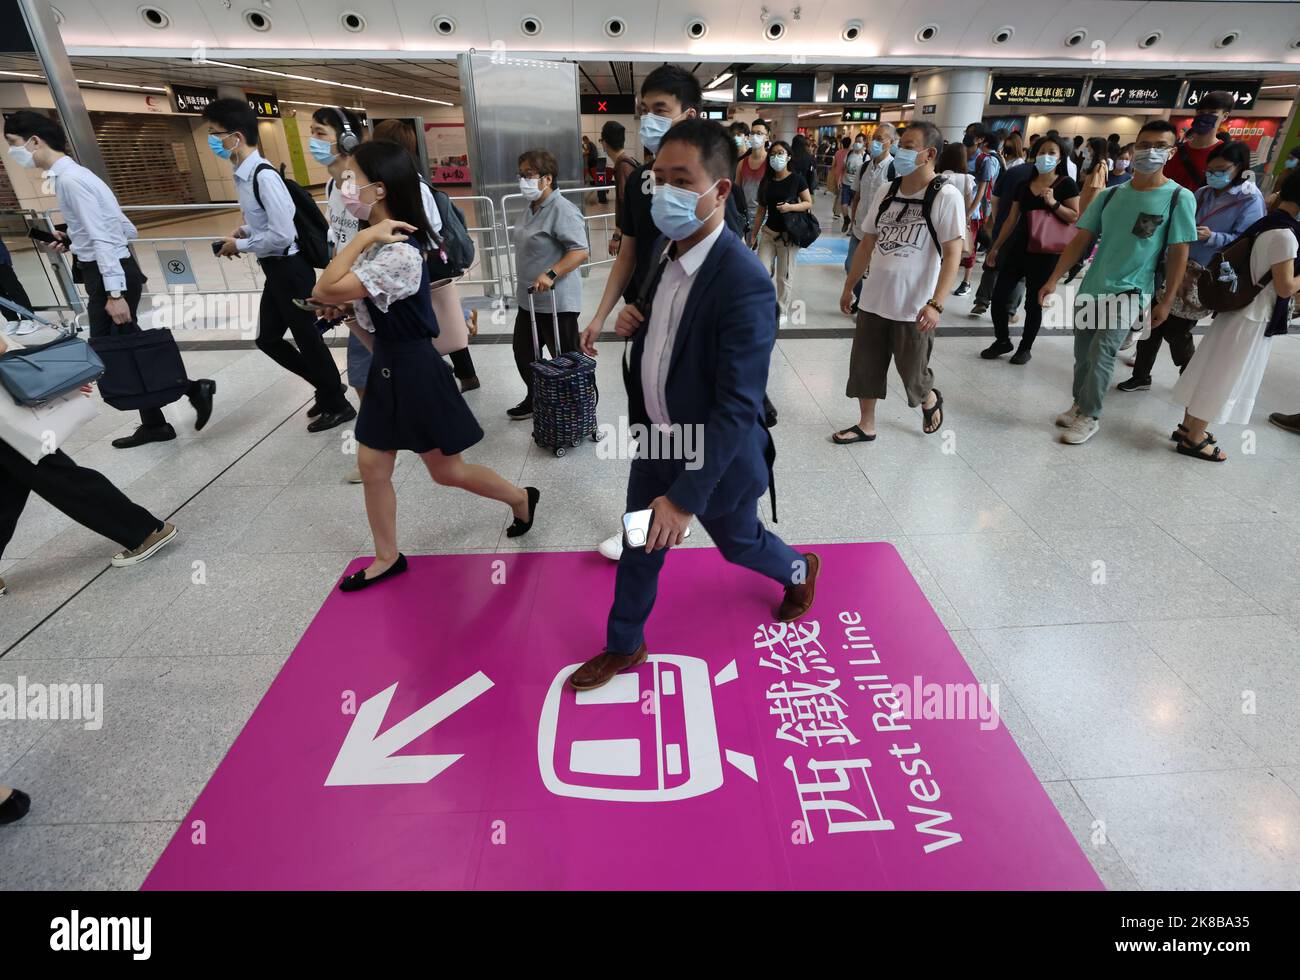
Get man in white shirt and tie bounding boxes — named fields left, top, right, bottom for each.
left=3, top=111, right=215, bottom=449
left=569, top=119, right=820, bottom=693
left=201, top=99, right=353, bottom=432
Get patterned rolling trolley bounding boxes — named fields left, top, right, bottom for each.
left=526, top=287, right=599, bottom=458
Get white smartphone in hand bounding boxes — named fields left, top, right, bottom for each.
left=622, top=508, right=691, bottom=549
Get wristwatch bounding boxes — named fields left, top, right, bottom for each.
left=545, top=268, right=558, bottom=282
left=108, top=291, right=123, bottom=300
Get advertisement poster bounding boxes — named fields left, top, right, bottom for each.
left=1172, top=115, right=1283, bottom=166
left=425, top=122, right=471, bottom=184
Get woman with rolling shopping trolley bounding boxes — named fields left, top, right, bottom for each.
left=508, top=148, right=591, bottom=421
left=309, top=141, right=539, bottom=593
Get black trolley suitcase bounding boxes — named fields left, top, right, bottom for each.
left=526, top=287, right=599, bottom=458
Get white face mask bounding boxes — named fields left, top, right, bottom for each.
left=751, top=134, right=767, bottom=150
left=7, top=140, right=36, bottom=169
left=519, top=176, right=543, bottom=201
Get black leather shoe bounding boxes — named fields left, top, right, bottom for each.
left=0, top=788, right=31, bottom=824
left=460, top=375, right=481, bottom=393
left=1009, top=349, right=1032, bottom=365
left=339, top=554, right=408, bottom=592
left=112, top=424, right=177, bottom=449
left=307, top=403, right=357, bottom=433
left=980, top=341, right=1013, bottom=360
left=506, top=487, right=540, bottom=538
left=188, top=379, right=217, bottom=431
left=307, top=386, right=348, bottom=418
left=506, top=400, right=533, bottom=421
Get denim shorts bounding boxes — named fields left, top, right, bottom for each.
left=346, top=331, right=373, bottom=390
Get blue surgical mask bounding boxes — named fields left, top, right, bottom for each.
left=309, top=138, right=337, bottom=165
left=769, top=154, right=788, bottom=171
left=1206, top=169, right=1233, bottom=189
left=1133, top=147, right=1169, bottom=174
left=640, top=113, right=673, bottom=154
left=870, top=140, right=884, bottom=158
left=1035, top=154, right=1059, bottom=174
left=208, top=133, right=235, bottom=160
left=650, top=180, right=719, bottom=240
left=892, top=147, right=920, bottom=176
left=1287, top=158, right=1298, bottom=170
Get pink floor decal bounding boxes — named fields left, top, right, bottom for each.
left=144, top=542, right=1102, bottom=890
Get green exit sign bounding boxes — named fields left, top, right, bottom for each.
left=756, top=79, right=777, bottom=102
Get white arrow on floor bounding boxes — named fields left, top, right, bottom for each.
left=325, top=672, right=494, bottom=786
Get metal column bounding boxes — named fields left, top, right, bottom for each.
left=16, top=0, right=111, bottom=183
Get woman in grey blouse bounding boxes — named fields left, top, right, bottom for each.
left=508, top=148, right=590, bottom=420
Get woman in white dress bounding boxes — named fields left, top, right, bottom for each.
left=1170, top=173, right=1300, bottom=461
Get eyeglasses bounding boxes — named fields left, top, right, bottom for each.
left=1133, top=141, right=1174, bottom=151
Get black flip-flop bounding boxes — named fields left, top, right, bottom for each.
left=831, top=425, right=876, bottom=445
left=1175, top=436, right=1227, bottom=462
left=923, top=389, right=944, bottom=435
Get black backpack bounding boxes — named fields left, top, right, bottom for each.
left=426, top=182, right=476, bottom=274
left=252, top=163, right=330, bottom=268
left=875, top=175, right=950, bottom=254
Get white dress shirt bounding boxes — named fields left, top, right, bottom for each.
left=640, top=220, right=725, bottom=428
left=46, top=155, right=136, bottom=293
left=233, top=150, right=298, bottom=258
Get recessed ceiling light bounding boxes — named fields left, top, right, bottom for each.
left=1065, top=29, right=1088, bottom=48
left=842, top=20, right=862, bottom=42
left=686, top=19, right=708, bottom=41
left=340, top=11, right=365, bottom=33
left=244, top=9, right=272, bottom=32
left=1139, top=31, right=1162, bottom=49
left=138, top=5, right=169, bottom=29
left=519, top=16, right=542, bottom=37
left=432, top=16, right=456, bottom=36
left=916, top=24, right=939, bottom=43
left=992, top=26, right=1014, bottom=45
left=1216, top=32, right=1240, bottom=49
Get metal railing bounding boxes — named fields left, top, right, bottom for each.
left=497, top=184, right=618, bottom=300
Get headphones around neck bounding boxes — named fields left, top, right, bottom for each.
left=331, top=107, right=359, bottom=154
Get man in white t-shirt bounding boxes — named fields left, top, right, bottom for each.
left=832, top=122, right=965, bottom=444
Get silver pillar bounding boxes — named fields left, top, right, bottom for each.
left=16, top=0, right=111, bottom=183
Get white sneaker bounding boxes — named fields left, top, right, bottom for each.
left=597, top=532, right=624, bottom=561
left=1054, top=404, right=1081, bottom=428
left=0, top=576, right=7, bottom=597
left=1118, top=327, right=1142, bottom=352
left=778, top=313, right=789, bottom=326
left=346, top=466, right=363, bottom=484
left=1061, top=415, right=1099, bottom=445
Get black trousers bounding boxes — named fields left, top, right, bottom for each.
left=257, top=254, right=347, bottom=411
left=1131, top=312, right=1197, bottom=383
left=0, top=262, right=34, bottom=320
left=0, top=439, right=161, bottom=562
left=990, top=251, right=1059, bottom=352
left=512, top=308, right=579, bottom=399
left=81, top=255, right=175, bottom=429
left=448, top=346, right=477, bottom=380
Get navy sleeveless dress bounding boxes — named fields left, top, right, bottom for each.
left=353, top=240, right=483, bottom=455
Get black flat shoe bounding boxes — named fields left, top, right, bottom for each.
left=0, top=788, right=31, bottom=824
left=188, top=379, right=217, bottom=431
left=112, top=423, right=177, bottom=449
left=1009, top=349, right=1032, bottom=365
left=308, top=403, right=357, bottom=433
left=507, top=400, right=533, bottom=421
left=980, top=341, right=1013, bottom=360
left=460, top=376, right=481, bottom=393
left=307, top=386, right=348, bottom=419
left=506, top=486, right=540, bottom=538
left=339, top=554, right=408, bottom=592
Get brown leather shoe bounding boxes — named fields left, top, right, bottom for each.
left=777, top=552, right=821, bottom=622
left=568, top=643, right=648, bottom=691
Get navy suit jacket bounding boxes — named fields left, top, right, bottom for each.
left=624, top=225, right=777, bottom=520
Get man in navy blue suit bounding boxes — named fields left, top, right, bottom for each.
left=570, top=119, right=820, bottom=692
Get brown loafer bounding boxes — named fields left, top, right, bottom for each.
left=777, top=552, right=821, bottom=622
left=568, top=643, right=648, bottom=691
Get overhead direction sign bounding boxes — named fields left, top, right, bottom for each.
left=830, top=73, right=912, bottom=104
left=989, top=76, right=1084, bottom=107
left=1181, top=80, right=1261, bottom=110
left=734, top=73, right=816, bottom=104
left=1087, top=78, right=1182, bottom=110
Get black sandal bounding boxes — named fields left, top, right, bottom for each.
left=339, top=554, right=409, bottom=592
left=506, top=486, right=540, bottom=538
left=1176, top=436, right=1227, bottom=462
left=1171, top=424, right=1215, bottom=444
left=0, top=788, right=30, bottom=824
left=922, top=389, right=944, bottom=435
left=831, top=425, right=876, bottom=445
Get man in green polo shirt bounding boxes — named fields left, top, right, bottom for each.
left=1040, top=119, right=1197, bottom=445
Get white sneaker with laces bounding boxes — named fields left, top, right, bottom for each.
left=1061, top=415, right=1100, bottom=445
left=1119, top=327, right=1142, bottom=352
left=598, top=532, right=624, bottom=561
left=1055, top=404, right=1080, bottom=428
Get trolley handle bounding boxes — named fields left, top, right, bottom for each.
left=525, top=285, right=563, bottom=362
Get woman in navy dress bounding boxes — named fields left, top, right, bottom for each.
left=313, top=140, right=539, bottom=591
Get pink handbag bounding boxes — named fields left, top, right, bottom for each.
left=1026, top=180, right=1075, bottom=254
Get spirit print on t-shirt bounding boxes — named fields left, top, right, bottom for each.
left=875, top=200, right=932, bottom=255
left=1131, top=212, right=1165, bottom=239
